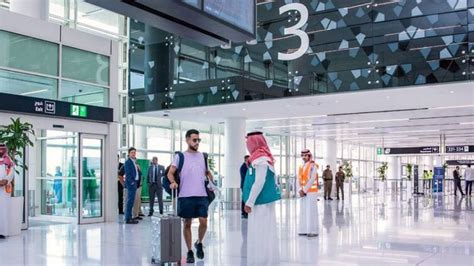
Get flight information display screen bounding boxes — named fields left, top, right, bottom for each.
left=203, top=0, right=255, bottom=34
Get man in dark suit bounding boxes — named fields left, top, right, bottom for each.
left=240, top=155, right=250, bottom=219
left=124, top=147, right=139, bottom=224
left=148, top=156, right=165, bottom=216
left=117, top=155, right=124, bottom=215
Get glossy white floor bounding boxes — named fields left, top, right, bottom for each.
left=1, top=191, right=474, bottom=266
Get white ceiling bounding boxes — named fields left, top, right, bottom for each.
left=139, top=81, right=474, bottom=147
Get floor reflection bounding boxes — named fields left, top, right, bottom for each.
left=0, top=193, right=473, bottom=265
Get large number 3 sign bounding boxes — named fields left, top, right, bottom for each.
left=277, top=3, right=309, bottom=61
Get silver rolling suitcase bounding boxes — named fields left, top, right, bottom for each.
left=151, top=190, right=181, bottom=265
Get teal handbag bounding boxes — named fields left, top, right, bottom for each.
left=242, top=165, right=281, bottom=205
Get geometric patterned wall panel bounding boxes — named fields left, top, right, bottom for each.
left=129, top=0, right=474, bottom=112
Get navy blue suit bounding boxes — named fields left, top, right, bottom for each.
left=124, top=158, right=138, bottom=221
left=240, top=162, right=248, bottom=216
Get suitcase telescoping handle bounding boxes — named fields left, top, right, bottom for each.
left=171, top=188, right=178, bottom=216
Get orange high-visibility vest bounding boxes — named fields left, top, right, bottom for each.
left=298, top=162, right=318, bottom=193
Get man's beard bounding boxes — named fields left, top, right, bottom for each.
left=189, top=145, right=198, bottom=151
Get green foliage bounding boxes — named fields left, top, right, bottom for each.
left=377, top=162, right=389, bottom=181
left=342, top=161, right=353, bottom=178
left=0, top=118, right=35, bottom=174
left=208, top=157, right=216, bottom=173
left=406, top=163, right=413, bottom=180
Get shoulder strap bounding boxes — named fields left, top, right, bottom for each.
left=203, top=152, right=209, bottom=170
left=177, top=152, right=184, bottom=173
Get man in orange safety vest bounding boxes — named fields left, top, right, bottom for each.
left=298, top=149, right=319, bottom=237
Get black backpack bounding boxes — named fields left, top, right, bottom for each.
left=163, top=152, right=184, bottom=195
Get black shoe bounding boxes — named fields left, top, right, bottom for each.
left=119, top=212, right=124, bottom=215
left=186, top=250, right=195, bottom=263
left=126, top=220, right=138, bottom=224
left=159, top=211, right=163, bottom=215
left=337, top=198, right=340, bottom=200
left=139, top=213, right=145, bottom=217
left=195, top=241, right=204, bottom=259
left=148, top=213, right=153, bottom=217
left=298, top=233, right=308, bottom=236
left=307, top=233, right=319, bottom=237
left=328, top=198, right=334, bottom=200
left=134, top=216, right=143, bottom=220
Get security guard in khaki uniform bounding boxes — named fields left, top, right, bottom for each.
left=323, top=165, right=333, bottom=200
left=335, top=166, right=345, bottom=200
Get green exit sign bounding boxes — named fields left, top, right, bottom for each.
left=377, top=147, right=383, bottom=155
left=70, top=104, right=88, bottom=118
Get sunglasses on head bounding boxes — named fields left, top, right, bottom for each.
left=191, top=138, right=202, bottom=143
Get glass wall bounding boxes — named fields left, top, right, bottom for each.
left=0, top=29, right=110, bottom=107
left=127, top=115, right=385, bottom=195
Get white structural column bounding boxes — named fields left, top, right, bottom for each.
left=223, top=118, right=246, bottom=209
left=324, top=139, right=337, bottom=169
left=10, top=0, right=49, bottom=20
left=390, top=156, right=401, bottom=179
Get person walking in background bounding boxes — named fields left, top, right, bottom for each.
left=323, top=165, right=334, bottom=200
left=335, top=166, right=345, bottom=200
left=243, top=132, right=281, bottom=265
left=429, top=170, right=434, bottom=190
left=132, top=162, right=144, bottom=220
left=53, top=166, right=63, bottom=204
left=167, top=129, right=215, bottom=263
left=453, top=166, right=465, bottom=197
left=240, top=155, right=250, bottom=219
left=118, top=155, right=124, bottom=215
left=124, top=147, right=139, bottom=224
left=297, top=149, right=319, bottom=237
left=148, top=156, right=165, bottom=216
left=465, top=164, right=473, bottom=196
left=423, top=170, right=430, bottom=190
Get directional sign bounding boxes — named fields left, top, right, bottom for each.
left=384, top=146, right=440, bottom=155
left=446, top=145, right=474, bottom=153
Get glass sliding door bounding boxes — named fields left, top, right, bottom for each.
left=79, top=134, right=104, bottom=223
left=37, top=130, right=78, bottom=220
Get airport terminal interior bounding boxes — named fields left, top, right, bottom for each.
left=0, top=0, right=473, bottom=265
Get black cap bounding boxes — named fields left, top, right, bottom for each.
left=246, top=131, right=263, bottom=137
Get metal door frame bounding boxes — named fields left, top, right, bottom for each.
left=78, top=133, right=105, bottom=224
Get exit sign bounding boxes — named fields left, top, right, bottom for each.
left=377, top=147, right=383, bottom=155
left=70, top=104, right=88, bottom=118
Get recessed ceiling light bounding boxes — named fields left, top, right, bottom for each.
left=242, top=108, right=246, bottom=111
left=386, top=96, right=390, bottom=99
left=249, top=115, right=327, bottom=122
left=430, top=105, right=474, bottom=110
left=262, top=124, right=312, bottom=129
left=350, top=118, right=409, bottom=124
left=460, top=122, right=474, bottom=125
left=335, top=100, right=339, bottom=103
left=450, top=91, right=454, bottom=94
left=317, top=127, right=375, bottom=132
left=203, top=112, right=208, bottom=115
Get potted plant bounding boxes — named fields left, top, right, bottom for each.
left=0, top=118, right=34, bottom=236
left=377, top=162, right=388, bottom=196
left=442, top=162, right=448, bottom=175
left=342, top=160, right=353, bottom=180
left=406, top=163, right=413, bottom=180
left=377, top=162, right=388, bottom=181
left=0, top=118, right=35, bottom=196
